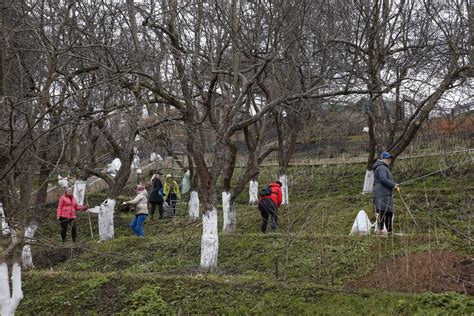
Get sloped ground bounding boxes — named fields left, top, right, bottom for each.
left=18, top=153, right=474, bottom=314
left=352, top=251, right=474, bottom=295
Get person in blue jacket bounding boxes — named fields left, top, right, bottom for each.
left=373, top=151, right=400, bottom=234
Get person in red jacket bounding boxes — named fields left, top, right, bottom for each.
left=56, top=187, right=88, bottom=243
left=257, top=181, right=283, bottom=233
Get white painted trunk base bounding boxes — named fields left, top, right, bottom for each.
left=73, top=180, right=87, bottom=205
left=200, top=207, right=218, bottom=270
left=8, top=263, right=22, bottom=315
left=0, top=261, right=23, bottom=316
left=188, top=191, right=200, bottom=219
left=362, top=170, right=374, bottom=194
left=21, top=223, right=38, bottom=269
left=349, top=210, right=374, bottom=235
left=0, top=204, right=10, bottom=237
left=249, top=180, right=258, bottom=204
left=279, top=174, right=289, bottom=205
left=98, top=199, right=115, bottom=241
left=222, top=192, right=236, bottom=232
left=0, top=262, right=10, bottom=315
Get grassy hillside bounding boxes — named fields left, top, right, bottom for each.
left=19, top=152, right=474, bottom=314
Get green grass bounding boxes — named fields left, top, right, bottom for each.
left=18, top=152, right=474, bottom=314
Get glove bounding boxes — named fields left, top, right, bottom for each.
left=395, top=185, right=401, bottom=193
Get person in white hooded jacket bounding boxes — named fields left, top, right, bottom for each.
left=123, top=185, right=148, bottom=237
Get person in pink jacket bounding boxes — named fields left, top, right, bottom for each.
left=56, top=187, right=88, bottom=243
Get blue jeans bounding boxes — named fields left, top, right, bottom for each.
left=130, top=214, right=147, bottom=237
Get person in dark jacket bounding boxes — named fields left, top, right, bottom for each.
left=148, top=173, right=164, bottom=219
left=258, top=181, right=283, bottom=233
left=373, top=151, right=400, bottom=234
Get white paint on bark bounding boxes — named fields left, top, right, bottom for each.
left=107, top=158, right=122, bottom=176
left=188, top=191, right=200, bottom=219
left=98, top=199, right=115, bottom=241
left=222, top=192, right=236, bottom=232
left=0, top=204, right=10, bottom=237
left=0, top=261, right=24, bottom=316
left=132, top=155, right=140, bottom=169
left=8, top=262, right=22, bottom=315
left=21, top=223, right=38, bottom=269
left=200, top=207, right=218, bottom=270
left=73, top=180, right=87, bottom=205
left=279, top=174, right=289, bottom=205
left=57, top=175, right=68, bottom=188
left=0, top=262, right=10, bottom=315
left=362, top=170, right=374, bottom=194
left=249, top=180, right=258, bottom=204
left=349, top=210, right=374, bottom=235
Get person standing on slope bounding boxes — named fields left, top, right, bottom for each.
left=257, top=181, right=283, bottom=233
left=148, top=172, right=164, bottom=220
left=373, top=151, right=400, bottom=234
left=123, top=185, right=149, bottom=237
left=163, top=174, right=180, bottom=216
left=56, top=187, right=89, bottom=243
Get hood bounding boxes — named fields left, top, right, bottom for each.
left=373, top=160, right=388, bottom=170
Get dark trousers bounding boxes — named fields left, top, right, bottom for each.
left=258, top=198, right=278, bottom=233
left=59, top=217, right=76, bottom=242
left=150, top=201, right=164, bottom=219
left=376, top=210, right=393, bottom=233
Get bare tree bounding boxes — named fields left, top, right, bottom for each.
left=329, top=0, right=472, bottom=191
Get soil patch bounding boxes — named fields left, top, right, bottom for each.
left=350, top=251, right=474, bottom=295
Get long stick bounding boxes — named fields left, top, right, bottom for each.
left=397, top=191, right=419, bottom=229
left=84, top=196, right=94, bottom=238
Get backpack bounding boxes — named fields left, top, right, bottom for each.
left=258, top=186, right=272, bottom=198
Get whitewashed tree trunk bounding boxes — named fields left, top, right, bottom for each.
left=0, top=244, right=24, bottom=316
left=200, top=207, right=218, bottom=271
left=21, top=223, right=38, bottom=269
left=362, top=170, right=374, bottom=194
left=349, top=210, right=374, bottom=236
left=249, top=180, right=258, bottom=204
left=222, top=192, right=236, bottom=233
left=279, top=174, right=289, bottom=205
left=73, top=180, right=87, bottom=205
left=0, top=262, right=10, bottom=315
left=188, top=191, right=200, bottom=220
left=0, top=204, right=10, bottom=237
left=98, top=199, right=115, bottom=241
left=7, top=261, right=22, bottom=315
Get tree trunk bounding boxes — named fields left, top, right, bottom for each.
left=0, top=237, right=23, bottom=316
left=279, top=174, right=289, bottom=205
left=249, top=177, right=258, bottom=205
left=7, top=246, right=22, bottom=315
left=362, top=170, right=374, bottom=194
left=21, top=222, right=38, bottom=270
left=222, top=192, right=236, bottom=233
left=200, top=206, right=218, bottom=271
left=98, top=199, right=115, bottom=241
left=188, top=191, right=200, bottom=219
left=73, top=180, right=87, bottom=206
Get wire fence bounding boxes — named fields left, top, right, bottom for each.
left=236, top=131, right=473, bottom=166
